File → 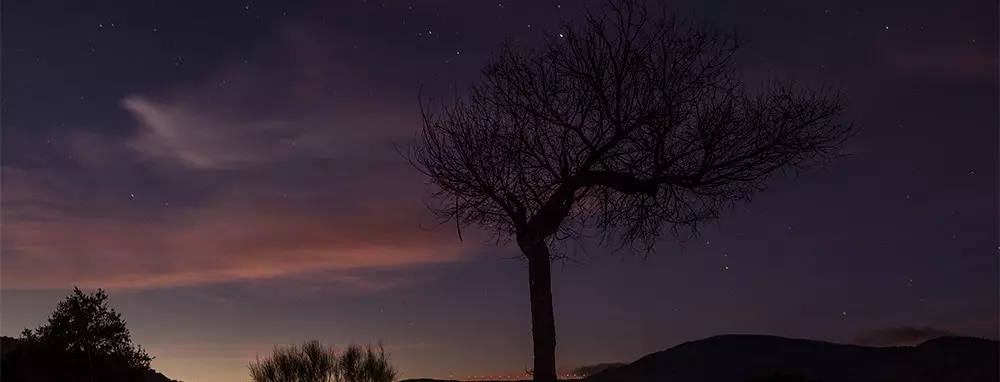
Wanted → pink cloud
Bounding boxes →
[0,182,470,290]
[0,18,477,291]
[883,43,998,82]
[874,14,998,83]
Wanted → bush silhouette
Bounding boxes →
[0,287,154,382]
[249,341,398,382]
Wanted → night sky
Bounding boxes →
[1,0,997,381]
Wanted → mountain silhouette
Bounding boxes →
[403,334,998,382]
[585,334,998,382]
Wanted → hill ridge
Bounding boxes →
[403,334,998,382]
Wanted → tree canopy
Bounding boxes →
[1,287,154,382]
[409,0,853,253]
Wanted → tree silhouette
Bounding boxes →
[250,341,339,382]
[338,343,398,382]
[1,287,153,382]
[249,341,398,382]
[403,0,855,381]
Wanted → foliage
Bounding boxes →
[0,287,153,382]
[249,341,398,382]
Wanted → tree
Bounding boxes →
[402,1,855,381]
[249,341,398,382]
[1,287,153,382]
[337,343,398,382]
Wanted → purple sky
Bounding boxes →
[2,0,997,381]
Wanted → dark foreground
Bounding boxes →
[404,334,999,382]
[3,333,996,381]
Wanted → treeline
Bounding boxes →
[0,287,397,382]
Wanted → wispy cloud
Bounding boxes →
[123,24,417,170]
[1,183,468,290]
[873,2,997,83]
[0,21,469,291]
[879,42,998,82]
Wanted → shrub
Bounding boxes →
[250,341,398,382]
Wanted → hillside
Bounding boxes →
[586,334,998,382]
[404,334,998,382]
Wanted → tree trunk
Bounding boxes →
[525,242,558,382]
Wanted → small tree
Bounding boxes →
[249,341,339,382]
[249,341,398,382]
[404,1,855,381]
[338,344,398,382]
[1,287,153,382]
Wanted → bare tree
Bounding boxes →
[338,343,398,382]
[403,1,855,381]
[249,341,339,382]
